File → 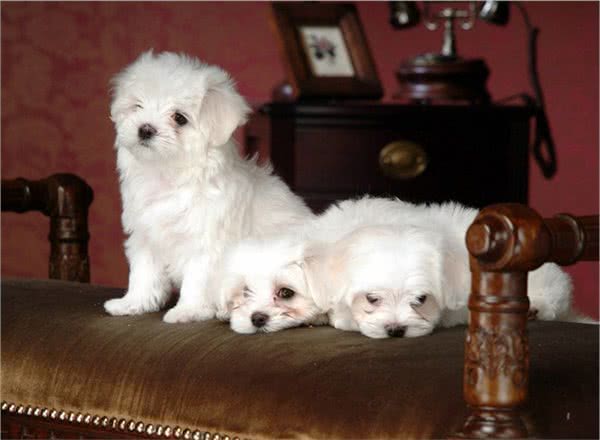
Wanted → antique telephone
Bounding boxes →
[389,1,557,178]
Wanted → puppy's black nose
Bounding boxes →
[138,124,157,140]
[251,312,269,328]
[385,325,406,338]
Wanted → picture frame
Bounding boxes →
[270,2,383,100]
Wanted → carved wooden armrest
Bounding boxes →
[456,203,598,438]
[1,174,94,282]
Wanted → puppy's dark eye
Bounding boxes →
[277,287,295,299]
[173,112,188,126]
[242,286,254,298]
[416,294,427,304]
[366,294,381,305]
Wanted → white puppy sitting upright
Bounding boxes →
[104,51,312,322]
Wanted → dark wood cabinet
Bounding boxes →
[245,102,532,212]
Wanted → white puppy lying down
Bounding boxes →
[212,238,328,334]
[217,197,587,337]
[103,51,312,323]
[316,224,579,338]
[211,197,420,333]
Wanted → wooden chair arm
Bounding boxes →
[456,203,598,438]
[1,174,94,282]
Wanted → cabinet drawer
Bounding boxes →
[292,122,524,207]
[294,126,427,193]
[246,103,530,210]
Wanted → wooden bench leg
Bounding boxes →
[459,270,529,438]
[454,203,598,439]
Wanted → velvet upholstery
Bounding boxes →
[1,278,598,439]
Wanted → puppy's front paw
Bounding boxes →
[215,309,230,322]
[104,297,158,316]
[163,304,215,323]
[306,313,329,326]
[329,311,358,331]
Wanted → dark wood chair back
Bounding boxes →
[1,174,94,282]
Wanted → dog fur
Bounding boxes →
[221,197,585,337]
[103,51,312,322]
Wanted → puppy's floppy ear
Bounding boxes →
[109,50,156,123]
[411,294,441,322]
[228,286,246,313]
[298,241,331,298]
[219,275,246,316]
[198,67,251,147]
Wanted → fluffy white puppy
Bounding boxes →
[313,225,454,338]
[218,197,429,334]
[103,51,312,322]
[212,236,327,334]
[320,223,579,339]
[220,197,585,337]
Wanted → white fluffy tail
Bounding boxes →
[559,310,599,324]
[527,263,597,324]
[528,263,573,320]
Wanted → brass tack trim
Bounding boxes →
[1,401,236,440]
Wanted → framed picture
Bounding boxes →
[271,2,383,100]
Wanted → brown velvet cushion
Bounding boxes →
[1,279,598,439]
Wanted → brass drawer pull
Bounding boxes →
[379,141,428,179]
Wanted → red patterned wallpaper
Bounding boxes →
[2,2,598,318]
